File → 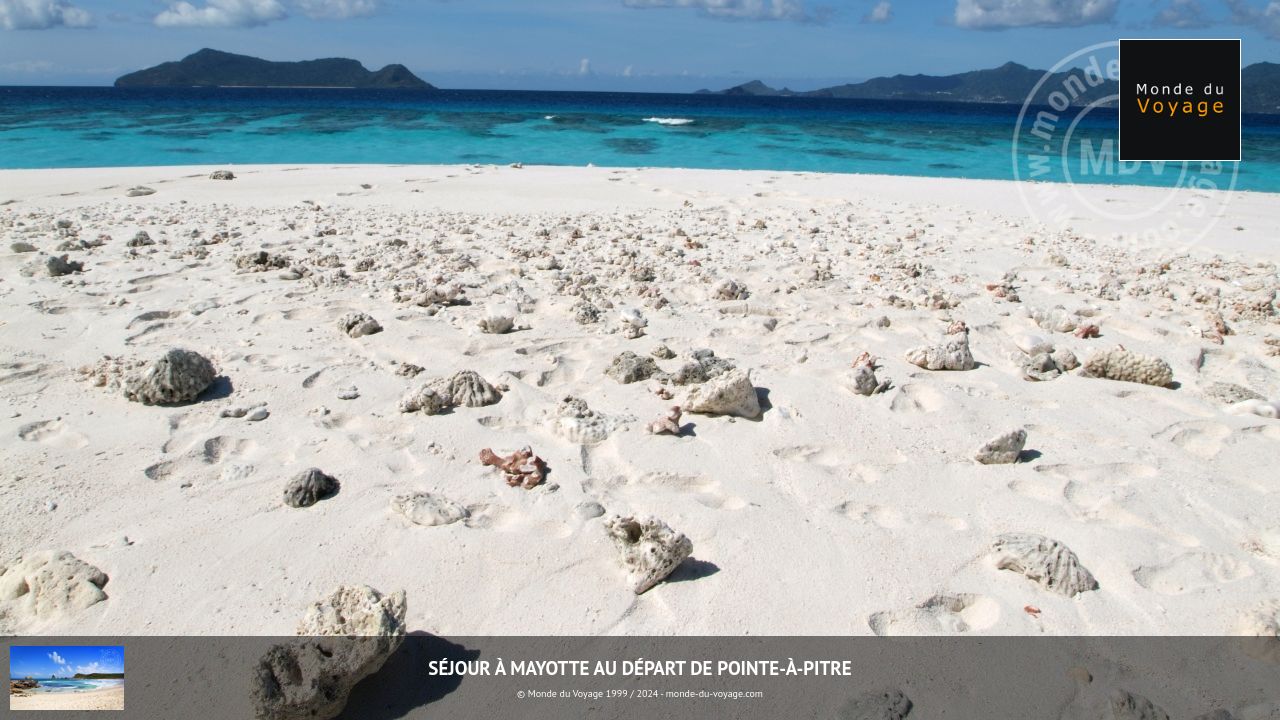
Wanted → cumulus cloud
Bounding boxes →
[0,0,91,30]
[622,0,828,23]
[1153,0,1211,28]
[954,0,1117,29]
[862,0,891,22]
[154,0,287,28]
[48,652,66,665]
[578,58,592,76]
[295,0,378,19]
[1226,0,1280,38]
[75,661,108,675]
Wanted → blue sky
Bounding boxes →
[0,0,1278,89]
[9,646,125,678]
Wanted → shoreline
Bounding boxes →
[9,685,125,711]
[0,164,1273,258]
[4,162,1276,195]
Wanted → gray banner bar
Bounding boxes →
[6,636,1278,719]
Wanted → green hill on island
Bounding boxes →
[701,61,1280,114]
[72,673,124,679]
[114,49,433,89]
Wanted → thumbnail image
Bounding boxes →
[9,646,124,712]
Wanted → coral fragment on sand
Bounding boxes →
[904,331,975,371]
[683,368,761,418]
[991,533,1098,597]
[392,493,468,527]
[646,406,684,436]
[427,370,502,408]
[479,446,547,489]
[975,428,1027,464]
[283,468,340,508]
[252,585,406,720]
[0,551,108,624]
[337,312,383,338]
[123,348,217,405]
[606,351,662,384]
[1080,347,1173,387]
[605,515,693,594]
[20,253,82,277]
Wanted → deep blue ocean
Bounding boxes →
[2,87,1279,192]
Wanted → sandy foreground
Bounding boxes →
[9,685,125,711]
[0,164,1277,637]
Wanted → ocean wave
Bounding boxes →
[643,117,694,126]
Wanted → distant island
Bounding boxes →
[73,673,124,679]
[115,49,433,90]
[700,61,1280,114]
[1243,62,1280,114]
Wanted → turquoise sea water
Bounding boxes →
[2,87,1279,192]
[23,678,123,693]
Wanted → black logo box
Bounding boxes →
[1119,38,1241,162]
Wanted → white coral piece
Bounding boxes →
[683,368,761,418]
[605,515,693,594]
[712,278,748,301]
[392,492,469,527]
[619,307,647,339]
[398,385,449,415]
[1012,333,1053,356]
[1080,347,1173,387]
[0,551,108,624]
[975,428,1027,464]
[427,370,502,408]
[904,333,975,371]
[550,396,628,445]
[477,305,516,334]
[337,311,383,338]
[991,533,1098,597]
[253,585,407,720]
[1033,306,1078,333]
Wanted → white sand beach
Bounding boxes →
[0,164,1277,637]
[9,684,125,711]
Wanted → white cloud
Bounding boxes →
[295,0,378,19]
[578,58,592,76]
[862,0,891,22]
[0,0,91,30]
[954,0,1117,29]
[154,0,287,28]
[1226,0,1280,38]
[48,652,66,665]
[1153,0,1210,28]
[622,0,826,23]
[74,662,108,675]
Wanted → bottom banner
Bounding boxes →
[5,636,1278,718]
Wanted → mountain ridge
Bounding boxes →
[701,61,1280,114]
[114,49,433,89]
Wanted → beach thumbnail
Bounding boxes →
[9,645,124,712]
